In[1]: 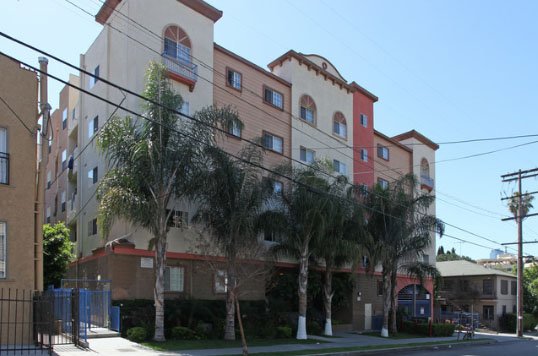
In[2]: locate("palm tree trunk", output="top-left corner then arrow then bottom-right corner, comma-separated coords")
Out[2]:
224,263 -> 237,340
381,270 -> 391,338
153,232 -> 167,341
297,252 -> 309,340
323,268 -> 334,336
389,268 -> 398,335
235,296 -> 248,355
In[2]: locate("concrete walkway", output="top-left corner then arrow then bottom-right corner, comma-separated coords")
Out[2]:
52,331 -> 527,356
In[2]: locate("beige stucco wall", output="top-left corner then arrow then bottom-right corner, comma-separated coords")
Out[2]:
271,57 -> 354,181
76,0 -> 217,257
373,133 -> 412,184
0,54 -> 39,291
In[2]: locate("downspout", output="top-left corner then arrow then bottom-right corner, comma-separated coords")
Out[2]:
35,56 -> 50,291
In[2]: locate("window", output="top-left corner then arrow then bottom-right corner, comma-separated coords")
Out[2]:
164,266 -> 185,292
179,101 -> 189,116
377,145 -> 389,161
46,207 -> 51,224
378,178 -> 389,190
360,114 -> 368,128
483,305 -> 494,320
502,305 -> 506,315
361,256 -> 369,268
164,25 -> 192,63
61,149 -> 67,171
263,87 -> 283,109
420,158 -> 430,178
88,218 -> 97,236
377,280 -> 383,296
167,210 -> 189,228
360,148 -> 368,162
88,116 -> 98,138
89,65 -> 99,88
513,305 -> 517,313
333,112 -> 347,138
226,68 -> 242,90
262,132 -> 283,154
0,127 -> 7,185
62,108 -> 68,129
272,180 -> 283,194
227,119 -> 242,138
501,280 -> 508,295
299,146 -> 315,163
48,138 -> 52,154
61,191 -> 66,212
423,254 -> 429,264
511,281 -> 517,295
47,171 -> 51,189
299,95 -> 316,124
264,230 -> 282,242
88,167 -> 98,185
215,270 -> 228,293
0,222 -> 6,278
72,108 -> 76,121
333,159 -> 347,175
483,279 -> 493,295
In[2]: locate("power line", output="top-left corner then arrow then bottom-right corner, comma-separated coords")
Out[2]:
0,95 -> 35,135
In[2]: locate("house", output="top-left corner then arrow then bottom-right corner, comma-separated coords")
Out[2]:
437,260 -> 517,329
53,0 -> 439,332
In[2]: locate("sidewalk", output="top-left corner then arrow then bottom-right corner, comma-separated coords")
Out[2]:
52,330 -> 526,356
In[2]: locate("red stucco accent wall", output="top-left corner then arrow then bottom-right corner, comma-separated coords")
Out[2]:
353,91 -> 375,187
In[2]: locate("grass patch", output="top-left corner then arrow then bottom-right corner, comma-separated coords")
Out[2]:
245,338 -> 493,356
143,338 -> 323,351
361,331 -> 428,339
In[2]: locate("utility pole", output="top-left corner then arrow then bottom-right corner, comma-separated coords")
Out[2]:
501,167 -> 538,337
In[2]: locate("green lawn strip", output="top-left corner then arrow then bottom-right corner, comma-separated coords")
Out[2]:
143,338 -> 323,351
242,338 -> 493,356
361,331 -> 428,339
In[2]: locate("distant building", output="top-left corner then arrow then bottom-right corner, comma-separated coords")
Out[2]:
490,249 -> 504,260
436,260 -> 516,330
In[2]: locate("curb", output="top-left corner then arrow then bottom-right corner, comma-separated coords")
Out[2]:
294,339 -> 497,356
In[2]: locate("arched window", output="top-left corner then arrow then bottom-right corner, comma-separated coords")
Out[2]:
333,111 -> 347,139
299,95 -> 316,125
163,25 -> 192,63
421,158 -> 430,178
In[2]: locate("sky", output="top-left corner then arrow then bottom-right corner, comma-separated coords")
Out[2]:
1,0 -> 538,260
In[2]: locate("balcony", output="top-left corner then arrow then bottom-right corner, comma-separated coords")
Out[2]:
68,147 -> 78,182
161,53 -> 197,91
68,115 -> 78,138
66,192 -> 78,224
0,152 -> 8,185
420,175 -> 434,191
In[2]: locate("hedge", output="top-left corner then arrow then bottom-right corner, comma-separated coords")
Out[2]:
401,320 -> 455,336
498,313 -> 537,333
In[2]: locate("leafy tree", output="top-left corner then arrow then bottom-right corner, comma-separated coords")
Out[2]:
436,246 -> 475,262
263,163 -> 331,339
96,62 -> 231,341
194,143 -> 271,347
43,222 -> 73,288
312,177 -> 366,336
437,246 -> 445,256
522,263 -> 538,313
364,174 -> 443,337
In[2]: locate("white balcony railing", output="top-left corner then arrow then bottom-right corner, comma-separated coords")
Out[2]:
421,175 -> 434,189
161,53 -> 198,83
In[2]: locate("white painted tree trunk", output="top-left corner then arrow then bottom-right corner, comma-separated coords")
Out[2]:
296,253 -> 309,340
297,316 -> 307,340
323,269 -> 334,336
381,272 -> 391,338
324,319 -> 333,336
153,233 -> 167,341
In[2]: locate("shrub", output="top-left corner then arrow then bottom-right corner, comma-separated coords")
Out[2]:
400,320 -> 454,336
307,320 -> 322,335
171,326 -> 199,340
432,323 -> 455,336
499,313 -> 538,332
275,326 -> 292,339
126,327 -> 147,342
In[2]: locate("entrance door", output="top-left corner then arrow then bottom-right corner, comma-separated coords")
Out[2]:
364,303 -> 372,330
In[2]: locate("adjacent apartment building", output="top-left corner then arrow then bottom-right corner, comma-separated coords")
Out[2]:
50,0 -> 438,331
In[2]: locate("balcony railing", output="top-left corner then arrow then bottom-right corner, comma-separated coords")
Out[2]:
420,175 -> 434,190
0,152 -> 9,185
161,53 -> 198,84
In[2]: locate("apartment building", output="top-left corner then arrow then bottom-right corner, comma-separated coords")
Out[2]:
44,75 -> 80,241
57,0 -> 439,331
0,54 -> 43,292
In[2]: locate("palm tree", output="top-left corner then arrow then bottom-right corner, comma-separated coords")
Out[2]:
364,174 -> 443,337
96,62 -> 232,341
508,192 -> 534,219
312,177 -> 366,336
262,163 -> 331,339
194,143 -> 271,347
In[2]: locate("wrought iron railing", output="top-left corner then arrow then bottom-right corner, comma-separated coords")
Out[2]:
161,53 -> 198,82
420,175 -> 434,188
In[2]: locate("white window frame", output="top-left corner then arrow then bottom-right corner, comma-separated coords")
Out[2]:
378,145 -> 389,160
0,222 -> 6,278
88,218 -> 98,237
228,120 -> 241,138
300,107 -> 315,124
333,159 -> 347,175
263,132 -> 283,154
47,171 -> 51,189
88,116 -> 98,139
62,108 -> 68,129
299,146 -> 315,163
360,114 -> 368,128
227,69 -> 242,90
61,191 -> 66,212
361,148 -> 368,162
215,269 -> 228,294
0,128 -> 7,185
89,65 -> 99,89
273,180 -> 283,194
264,87 -> 283,109
61,149 -> 67,171
333,121 -> 347,138
88,166 -> 98,186
179,101 -> 190,116
164,266 -> 185,292
378,178 -> 389,190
